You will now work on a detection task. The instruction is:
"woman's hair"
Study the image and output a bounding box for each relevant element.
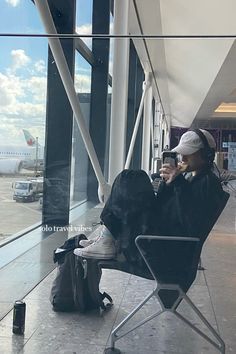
[100,169,155,238]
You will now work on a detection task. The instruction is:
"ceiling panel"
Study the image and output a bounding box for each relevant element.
[129,0,236,128]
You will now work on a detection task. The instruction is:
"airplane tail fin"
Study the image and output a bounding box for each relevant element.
[23,129,37,147]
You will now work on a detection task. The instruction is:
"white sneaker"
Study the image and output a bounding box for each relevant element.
[79,238,96,248]
[74,228,116,259]
[79,225,103,248]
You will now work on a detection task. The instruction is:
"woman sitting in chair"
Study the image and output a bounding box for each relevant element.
[74,129,226,261]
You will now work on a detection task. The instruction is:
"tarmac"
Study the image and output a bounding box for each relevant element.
[0,176,42,243]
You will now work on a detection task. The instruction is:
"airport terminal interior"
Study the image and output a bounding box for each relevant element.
[0,0,236,353]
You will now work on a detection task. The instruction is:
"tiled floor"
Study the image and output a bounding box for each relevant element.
[0,184,235,353]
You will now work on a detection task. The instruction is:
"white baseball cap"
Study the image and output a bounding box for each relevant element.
[172,129,216,155]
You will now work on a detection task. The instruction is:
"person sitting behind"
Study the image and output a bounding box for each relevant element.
[157,129,224,240]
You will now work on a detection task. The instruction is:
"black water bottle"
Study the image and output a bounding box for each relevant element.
[12,300,26,335]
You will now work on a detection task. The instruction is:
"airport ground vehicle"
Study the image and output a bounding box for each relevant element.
[12,178,43,202]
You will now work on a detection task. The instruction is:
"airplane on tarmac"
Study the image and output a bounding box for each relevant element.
[0,130,44,174]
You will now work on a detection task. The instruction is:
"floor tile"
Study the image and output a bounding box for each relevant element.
[20,339,105,354]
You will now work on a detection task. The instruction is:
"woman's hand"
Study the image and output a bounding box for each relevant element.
[159,163,182,184]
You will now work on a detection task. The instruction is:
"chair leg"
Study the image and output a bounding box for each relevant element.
[105,288,163,353]
[174,294,225,353]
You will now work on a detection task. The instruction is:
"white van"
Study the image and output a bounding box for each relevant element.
[13,178,43,202]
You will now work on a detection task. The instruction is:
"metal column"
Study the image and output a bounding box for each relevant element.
[126,41,145,170]
[108,0,130,184]
[152,101,162,173]
[141,73,153,173]
[125,78,149,169]
[154,102,162,158]
[87,0,110,202]
[42,0,75,226]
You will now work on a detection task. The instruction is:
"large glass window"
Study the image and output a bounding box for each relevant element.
[0,3,47,244]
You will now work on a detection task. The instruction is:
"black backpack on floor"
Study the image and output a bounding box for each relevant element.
[50,234,113,313]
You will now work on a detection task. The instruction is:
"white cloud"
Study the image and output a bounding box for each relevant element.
[0,73,24,106]
[0,124,24,145]
[6,102,45,117]
[5,0,20,7]
[24,76,47,102]
[11,49,31,72]
[0,100,45,118]
[76,24,92,35]
[0,58,47,145]
[76,24,92,48]
[74,74,91,93]
[0,72,47,112]
[34,60,46,74]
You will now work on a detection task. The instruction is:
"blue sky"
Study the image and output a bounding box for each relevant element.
[0,0,93,145]
[0,1,47,70]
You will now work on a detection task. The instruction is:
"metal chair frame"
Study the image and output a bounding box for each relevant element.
[104,236,225,354]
